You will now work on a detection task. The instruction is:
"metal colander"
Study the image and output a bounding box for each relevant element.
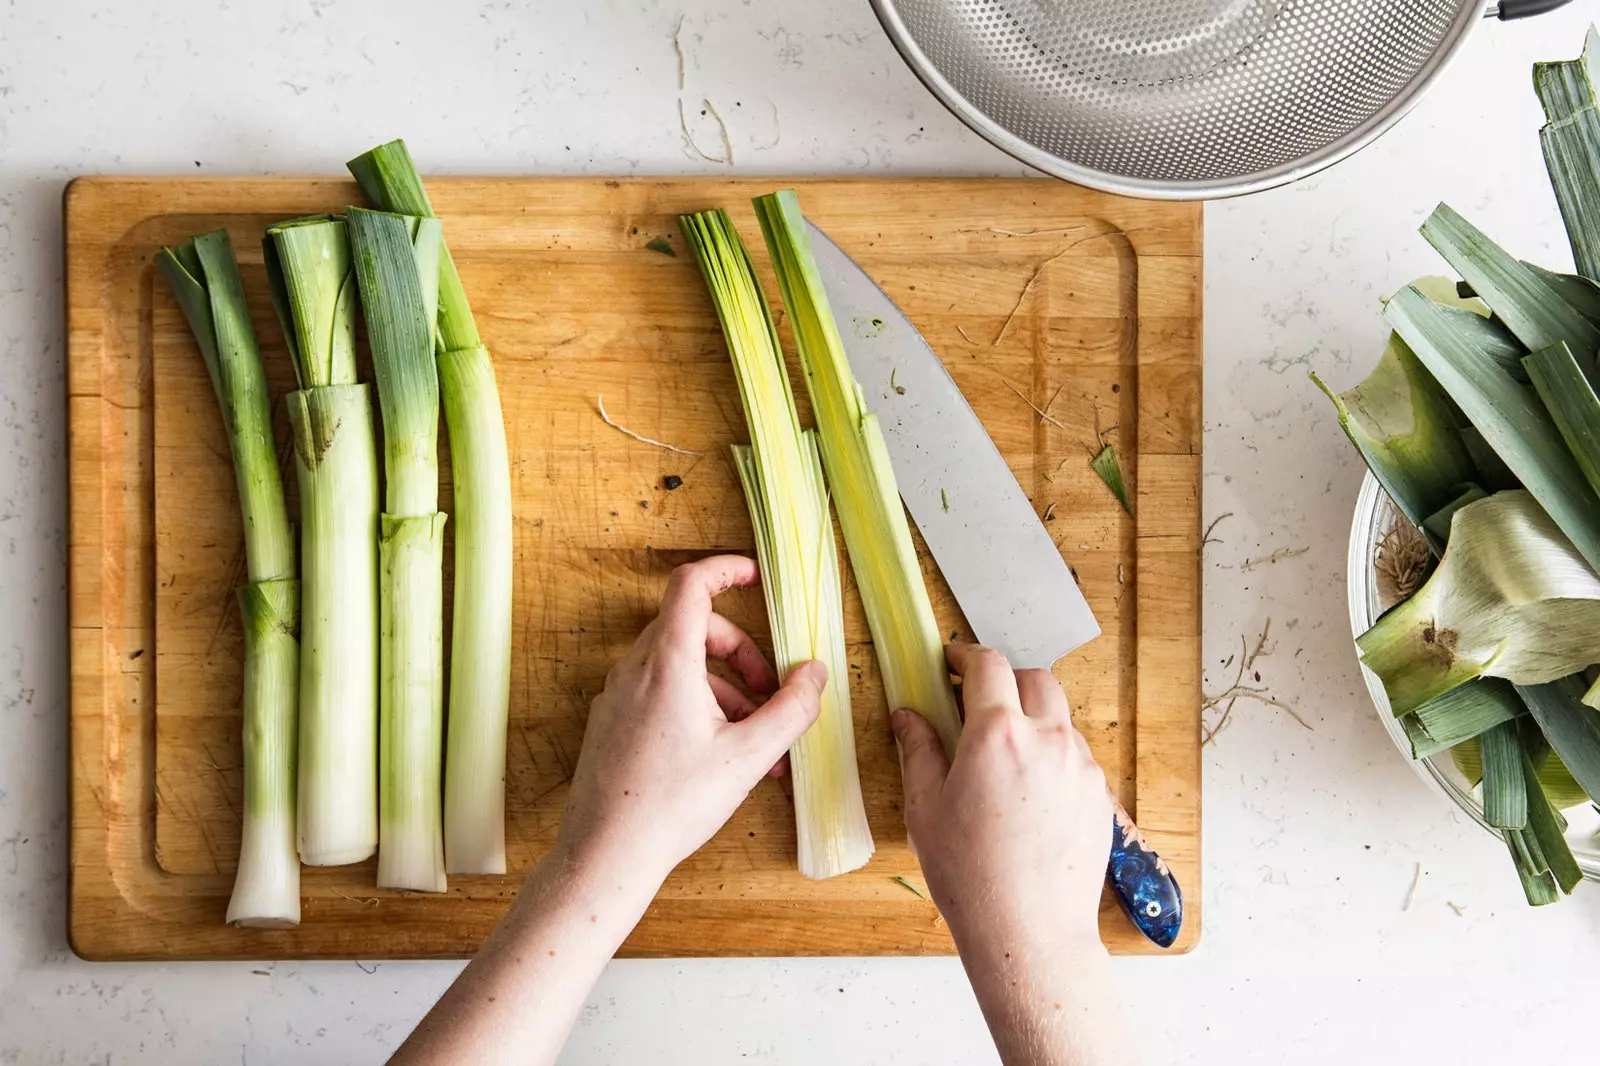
[870,0,1568,199]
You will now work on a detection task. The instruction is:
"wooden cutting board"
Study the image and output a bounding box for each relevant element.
[67,176,1201,959]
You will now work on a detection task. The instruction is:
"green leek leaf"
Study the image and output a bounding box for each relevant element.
[1419,203,1600,365]
[1534,28,1600,280]
[1479,720,1527,829]
[1312,334,1476,551]
[1385,286,1600,573]
[1404,678,1522,759]
[1357,491,1600,714]
[1521,744,1582,894]
[1515,675,1600,807]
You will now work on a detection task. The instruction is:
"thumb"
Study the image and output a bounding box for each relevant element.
[891,708,950,836]
[732,659,826,776]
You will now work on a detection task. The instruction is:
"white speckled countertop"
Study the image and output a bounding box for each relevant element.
[5,1,1599,1062]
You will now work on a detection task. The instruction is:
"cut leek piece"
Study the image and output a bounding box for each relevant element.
[1479,720,1527,829]
[1385,286,1600,573]
[682,207,874,879]
[156,231,300,925]
[750,190,962,759]
[1506,829,1561,906]
[350,140,514,875]
[1312,332,1476,550]
[264,215,382,869]
[1524,262,1600,323]
[1357,491,1600,715]
[349,207,448,893]
[1524,342,1600,498]
[1521,744,1582,894]
[1089,443,1133,516]
[1535,28,1600,281]
[1516,676,1600,806]
[1419,203,1600,363]
[1403,678,1522,759]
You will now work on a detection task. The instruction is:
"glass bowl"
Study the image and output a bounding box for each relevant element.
[1345,473,1600,880]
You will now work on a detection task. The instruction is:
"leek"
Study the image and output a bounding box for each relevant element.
[1385,286,1600,573]
[1521,744,1583,895]
[682,207,874,879]
[1479,720,1527,830]
[1403,678,1521,759]
[1357,490,1600,715]
[350,141,515,875]
[264,216,382,869]
[1534,28,1600,281]
[1516,676,1600,805]
[1312,332,1476,551]
[1419,204,1600,363]
[1524,342,1600,498]
[750,190,962,759]
[349,207,448,893]
[156,232,300,926]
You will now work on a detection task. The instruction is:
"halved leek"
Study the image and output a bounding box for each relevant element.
[682,207,874,879]
[156,231,300,926]
[350,140,514,875]
[349,207,448,893]
[264,215,382,869]
[751,190,963,760]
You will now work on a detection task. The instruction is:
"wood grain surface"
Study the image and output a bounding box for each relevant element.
[66,176,1201,959]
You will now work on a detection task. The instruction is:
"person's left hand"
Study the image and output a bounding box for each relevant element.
[555,554,827,889]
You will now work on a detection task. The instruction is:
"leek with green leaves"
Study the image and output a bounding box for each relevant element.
[350,140,515,875]
[750,190,963,760]
[349,207,448,893]
[682,207,874,879]
[263,215,382,869]
[156,231,300,925]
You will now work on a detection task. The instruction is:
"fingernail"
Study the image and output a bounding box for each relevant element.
[889,708,910,736]
[801,659,827,690]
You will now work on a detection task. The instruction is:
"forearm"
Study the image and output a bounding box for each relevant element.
[390,843,655,1066]
[953,925,1138,1066]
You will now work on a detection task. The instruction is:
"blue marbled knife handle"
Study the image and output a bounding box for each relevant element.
[1105,801,1183,948]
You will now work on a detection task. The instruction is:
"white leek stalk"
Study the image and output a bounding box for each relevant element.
[682,208,873,879]
[751,190,963,759]
[349,141,514,875]
[156,232,300,925]
[265,216,382,868]
[349,207,448,893]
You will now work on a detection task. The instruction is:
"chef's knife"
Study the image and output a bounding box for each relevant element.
[804,219,1183,949]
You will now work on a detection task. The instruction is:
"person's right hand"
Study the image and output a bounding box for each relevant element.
[890,644,1113,956]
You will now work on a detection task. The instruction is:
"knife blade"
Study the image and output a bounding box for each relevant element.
[800,221,1098,668]
[804,219,1182,948]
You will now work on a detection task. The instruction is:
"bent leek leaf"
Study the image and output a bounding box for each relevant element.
[1314,332,1476,552]
[1357,491,1600,715]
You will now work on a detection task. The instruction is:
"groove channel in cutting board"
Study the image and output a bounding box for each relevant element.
[68,176,1201,959]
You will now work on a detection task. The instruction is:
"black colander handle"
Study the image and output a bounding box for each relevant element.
[1490,0,1575,21]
